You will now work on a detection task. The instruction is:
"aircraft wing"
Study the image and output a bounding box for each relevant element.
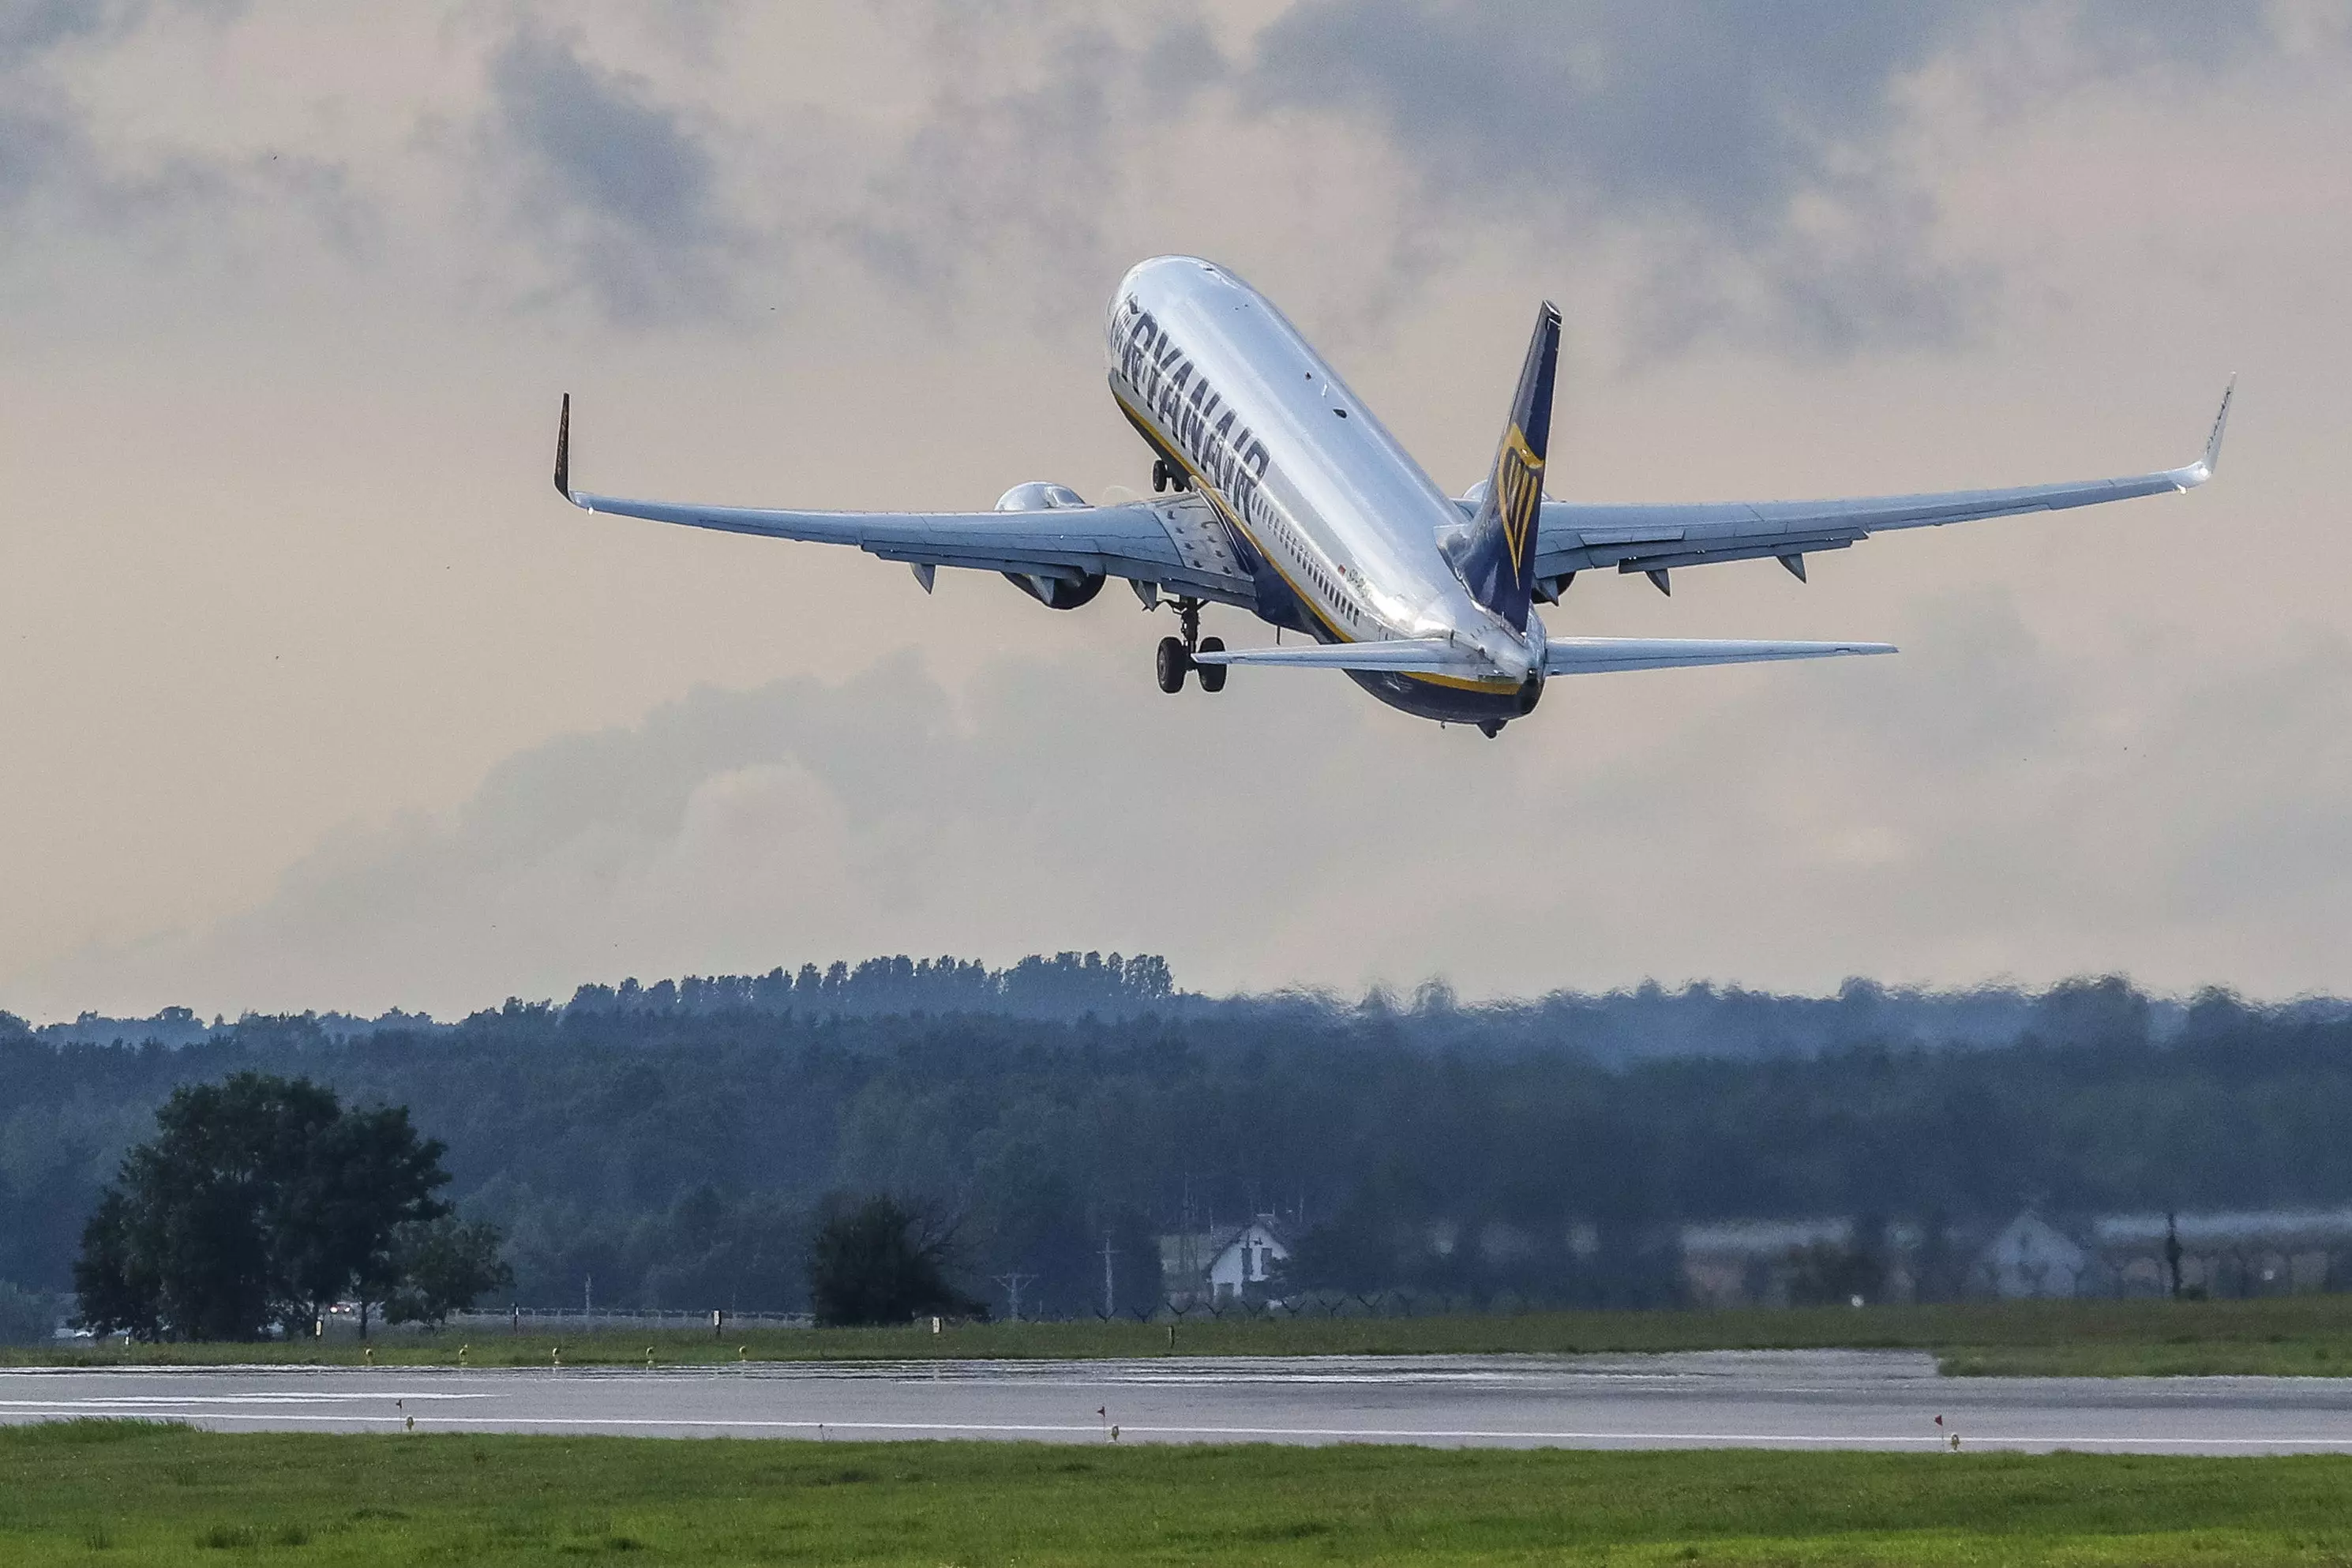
[1525,381,2233,591]
[553,397,1257,610]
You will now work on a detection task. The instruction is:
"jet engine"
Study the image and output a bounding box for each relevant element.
[996,482,1105,609]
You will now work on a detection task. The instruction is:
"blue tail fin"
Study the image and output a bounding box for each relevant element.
[1457,302,1560,632]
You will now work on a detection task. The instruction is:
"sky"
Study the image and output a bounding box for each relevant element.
[2,0,2349,1022]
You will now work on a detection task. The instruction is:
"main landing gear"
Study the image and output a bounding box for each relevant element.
[1150,458,1191,493]
[1155,598,1225,694]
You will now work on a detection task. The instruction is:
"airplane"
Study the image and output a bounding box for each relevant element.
[553,255,2231,738]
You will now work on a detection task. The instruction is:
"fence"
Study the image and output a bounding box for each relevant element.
[406,1293,1533,1334]
[444,1308,812,1334]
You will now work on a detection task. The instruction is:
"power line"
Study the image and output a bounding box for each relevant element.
[992,1271,1037,1323]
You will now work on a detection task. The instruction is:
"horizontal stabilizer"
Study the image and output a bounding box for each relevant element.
[1189,639,1476,674]
[1191,636,1896,678]
[1544,637,1895,674]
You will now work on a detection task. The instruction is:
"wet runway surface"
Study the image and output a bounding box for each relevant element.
[10,1351,2352,1452]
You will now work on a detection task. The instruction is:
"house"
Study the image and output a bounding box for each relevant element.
[1680,1218,1853,1308]
[1975,1210,2088,1299]
[1206,1216,1292,1300]
[2091,1210,2352,1297]
[1160,1216,1293,1303]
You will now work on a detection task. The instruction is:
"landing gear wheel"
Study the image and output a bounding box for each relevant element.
[1478,719,1506,739]
[1195,636,1227,692]
[1156,636,1190,694]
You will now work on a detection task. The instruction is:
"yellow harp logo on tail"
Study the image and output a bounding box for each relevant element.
[1494,425,1544,573]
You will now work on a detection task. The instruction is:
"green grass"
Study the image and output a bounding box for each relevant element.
[18,1294,2352,1376]
[4,1421,2352,1565]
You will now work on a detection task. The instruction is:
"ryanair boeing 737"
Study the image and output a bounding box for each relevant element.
[554,256,2230,737]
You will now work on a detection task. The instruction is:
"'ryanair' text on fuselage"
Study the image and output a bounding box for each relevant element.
[1112,296,1273,534]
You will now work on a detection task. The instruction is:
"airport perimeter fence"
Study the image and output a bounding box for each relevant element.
[462,1292,1583,1330]
[443,1308,813,1336]
[1132,1289,1540,1323]
[359,1292,1544,1336]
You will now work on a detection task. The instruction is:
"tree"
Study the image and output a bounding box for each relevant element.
[72,1073,464,1341]
[69,1190,160,1341]
[384,1217,515,1327]
[0,1281,58,1345]
[298,1105,461,1336]
[807,1196,982,1326]
[1787,1240,1886,1307]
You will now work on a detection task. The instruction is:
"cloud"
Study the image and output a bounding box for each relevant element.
[844,7,1228,320]
[477,24,759,324]
[0,0,362,286]
[1241,0,2282,354]
[0,0,152,58]
[29,587,2352,1018]
[0,2,156,222]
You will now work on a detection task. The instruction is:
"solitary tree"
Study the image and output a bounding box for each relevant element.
[385,1217,515,1328]
[807,1196,982,1326]
[73,1073,486,1341]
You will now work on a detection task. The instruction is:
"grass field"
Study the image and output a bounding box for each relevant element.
[15,1293,2352,1376]
[5,1420,2352,1566]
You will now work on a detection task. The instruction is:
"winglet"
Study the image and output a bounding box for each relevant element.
[2170,376,2234,490]
[554,393,574,502]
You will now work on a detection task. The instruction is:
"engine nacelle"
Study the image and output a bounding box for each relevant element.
[995,482,1089,512]
[996,482,1105,609]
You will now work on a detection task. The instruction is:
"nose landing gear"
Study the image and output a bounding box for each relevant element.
[1153,598,1224,694]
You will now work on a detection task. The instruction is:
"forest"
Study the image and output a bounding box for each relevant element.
[6,959,2351,1326]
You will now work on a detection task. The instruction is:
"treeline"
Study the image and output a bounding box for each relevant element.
[5,973,2350,1325]
[17,951,1178,1048]
[39,958,2352,1061]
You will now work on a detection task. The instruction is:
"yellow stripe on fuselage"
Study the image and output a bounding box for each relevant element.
[1111,387,1520,696]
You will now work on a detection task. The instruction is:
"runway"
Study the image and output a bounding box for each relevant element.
[9,1351,2352,1453]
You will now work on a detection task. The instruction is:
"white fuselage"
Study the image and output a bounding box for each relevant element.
[1103,257,1544,711]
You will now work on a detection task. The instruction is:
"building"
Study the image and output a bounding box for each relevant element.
[2091,1210,2352,1298]
[1160,1216,1293,1304]
[1974,1210,2090,1299]
[1680,1218,1855,1308]
[1205,1216,1291,1300]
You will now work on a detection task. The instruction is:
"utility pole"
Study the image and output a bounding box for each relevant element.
[993,1271,1037,1324]
[1101,1236,1118,1318]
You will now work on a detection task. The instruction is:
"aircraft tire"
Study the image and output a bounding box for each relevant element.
[1196,637,1228,692]
[1155,636,1189,693]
